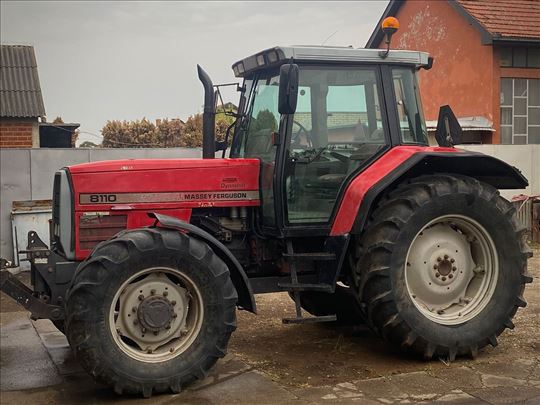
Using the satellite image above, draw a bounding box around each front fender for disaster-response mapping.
[331,146,528,236]
[148,212,256,314]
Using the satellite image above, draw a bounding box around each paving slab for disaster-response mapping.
[427,390,489,404]
[352,371,453,401]
[167,371,298,405]
[429,366,485,390]
[468,386,540,405]
[0,312,63,391]
[32,319,84,376]
[289,385,383,404]
[471,359,538,382]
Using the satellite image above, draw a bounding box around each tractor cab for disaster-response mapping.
[227,46,431,234]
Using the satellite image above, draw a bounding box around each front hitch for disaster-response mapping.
[0,231,75,321]
[0,269,64,320]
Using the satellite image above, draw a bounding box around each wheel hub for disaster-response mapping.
[138,295,174,332]
[114,272,192,353]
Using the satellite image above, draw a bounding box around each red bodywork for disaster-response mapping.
[68,146,461,260]
[69,158,260,259]
[330,146,460,235]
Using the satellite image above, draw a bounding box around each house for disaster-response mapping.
[367,0,540,144]
[0,45,46,148]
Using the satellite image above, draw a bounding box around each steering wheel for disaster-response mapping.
[291,120,313,149]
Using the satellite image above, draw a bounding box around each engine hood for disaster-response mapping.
[67,158,261,212]
[68,158,260,174]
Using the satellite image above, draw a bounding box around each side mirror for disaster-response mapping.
[278,63,299,115]
[435,105,462,147]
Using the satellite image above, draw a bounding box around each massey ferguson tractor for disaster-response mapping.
[0,19,532,397]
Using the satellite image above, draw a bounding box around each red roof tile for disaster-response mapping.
[457,0,540,40]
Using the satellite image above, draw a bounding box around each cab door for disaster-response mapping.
[282,66,390,228]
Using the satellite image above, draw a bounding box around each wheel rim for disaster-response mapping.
[405,215,499,325]
[109,267,204,363]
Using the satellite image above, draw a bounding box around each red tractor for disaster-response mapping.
[1,23,532,397]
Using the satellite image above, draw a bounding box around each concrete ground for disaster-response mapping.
[1,247,538,405]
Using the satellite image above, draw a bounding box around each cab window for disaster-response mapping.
[392,68,428,144]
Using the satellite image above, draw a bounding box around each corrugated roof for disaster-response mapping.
[0,45,46,118]
[456,0,540,40]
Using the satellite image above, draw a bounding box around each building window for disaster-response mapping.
[500,78,540,144]
[499,47,540,68]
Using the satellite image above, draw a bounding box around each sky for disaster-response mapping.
[1,1,388,145]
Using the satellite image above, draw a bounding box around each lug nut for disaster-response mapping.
[442,277,447,281]
[437,257,442,262]
[138,294,144,301]
[433,264,438,269]
[444,254,449,260]
[150,289,156,295]
[172,313,178,318]
[171,300,177,306]
[448,274,453,279]
[153,331,158,336]
[435,273,440,277]
[166,324,171,330]
[132,306,137,313]
[133,319,139,325]
[452,266,457,271]
[163,291,168,297]
[169,348,174,353]
[450,258,455,263]
[147,349,153,354]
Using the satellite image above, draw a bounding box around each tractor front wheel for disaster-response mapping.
[65,228,237,397]
[355,174,532,360]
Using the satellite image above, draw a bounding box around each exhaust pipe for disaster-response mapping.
[197,65,216,159]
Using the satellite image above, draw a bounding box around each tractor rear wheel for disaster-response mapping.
[355,174,532,360]
[65,228,237,397]
[289,286,364,324]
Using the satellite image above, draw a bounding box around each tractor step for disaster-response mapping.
[278,282,333,292]
[282,252,336,261]
[282,315,337,324]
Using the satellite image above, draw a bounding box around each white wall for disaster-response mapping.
[460,145,539,200]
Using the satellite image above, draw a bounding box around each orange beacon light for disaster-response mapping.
[379,17,400,59]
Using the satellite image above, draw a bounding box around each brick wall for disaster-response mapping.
[0,119,37,148]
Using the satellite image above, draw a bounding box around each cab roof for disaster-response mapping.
[232,46,431,77]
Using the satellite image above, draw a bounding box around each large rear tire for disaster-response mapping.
[354,174,532,360]
[65,228,237,397]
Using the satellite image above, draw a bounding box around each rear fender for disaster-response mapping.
[331,147,528,236]
[148,212,256,313]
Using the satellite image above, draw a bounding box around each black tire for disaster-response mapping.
[289,286,364,324]
[65,227,237,397]
[354,174,532,360]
